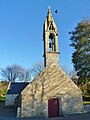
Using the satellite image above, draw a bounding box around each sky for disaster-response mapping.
[0,0,90,79]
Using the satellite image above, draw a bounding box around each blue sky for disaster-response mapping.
[0,0,90,79]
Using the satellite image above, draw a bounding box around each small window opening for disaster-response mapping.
[49,34,56,52]
[49,22,54,30]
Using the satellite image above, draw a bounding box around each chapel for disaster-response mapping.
[6,7,84,118]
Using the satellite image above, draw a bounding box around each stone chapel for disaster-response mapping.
[17,7,84,118]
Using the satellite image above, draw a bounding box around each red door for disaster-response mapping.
[48,98,59,117]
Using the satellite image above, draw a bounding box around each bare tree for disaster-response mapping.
[61,65,69,75]
[31,61,44,78]
[69,69,77,79]
[0,64,31,82]
[18,68,31,82]
[69,69,78,84]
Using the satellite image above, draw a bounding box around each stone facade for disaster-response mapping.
[84,105,90,113]
[18,7,84,118]
[5,94,18,106]
[20,66,84,117]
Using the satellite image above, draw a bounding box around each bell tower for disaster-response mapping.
[43,7,60,67]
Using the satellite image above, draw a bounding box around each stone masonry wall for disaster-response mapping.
[5,94,18,106]
[20,66,84,118]
[84,105,90,113]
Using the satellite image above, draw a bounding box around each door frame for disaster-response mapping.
[48,98,59,117]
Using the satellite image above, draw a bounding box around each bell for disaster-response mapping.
[52,42,54,45]
[49,43,52,48]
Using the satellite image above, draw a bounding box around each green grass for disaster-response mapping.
[0,96,5,109]
[0,100,5,107]
[0,96,6,101]
[83,101,90,105]
[83,95,90,97]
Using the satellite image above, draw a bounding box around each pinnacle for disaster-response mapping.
[48,6,51,13]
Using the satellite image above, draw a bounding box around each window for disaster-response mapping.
[49,33,56,52]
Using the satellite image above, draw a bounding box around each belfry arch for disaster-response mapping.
[49,33,56,52]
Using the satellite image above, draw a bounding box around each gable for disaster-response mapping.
[21,65,82,95]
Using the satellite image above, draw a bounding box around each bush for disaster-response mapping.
[86,82,90,93]
[78,84,87,95]
[83,101,90,105]
[0,96,6,101]
[78,82,90,95]
[83,95,90,101]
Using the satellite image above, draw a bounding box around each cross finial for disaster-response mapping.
[48,6,50,9]
[48,6,51,13]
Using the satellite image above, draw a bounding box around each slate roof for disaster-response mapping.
[7,82,29,94]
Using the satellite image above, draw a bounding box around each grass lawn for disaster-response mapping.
[0,100,5,111]
[83,101,90,105]
[0,100,4,106]
[0,96,6,101]
[0,96,5,107]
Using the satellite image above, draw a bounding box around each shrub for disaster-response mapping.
[83,95,90,101]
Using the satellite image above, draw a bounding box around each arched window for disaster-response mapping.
[49,22,54,30]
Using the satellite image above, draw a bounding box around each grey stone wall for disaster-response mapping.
[5,94,18,106]
[84,105,90,113]
[45,52,59,67]
[20,66,84,118]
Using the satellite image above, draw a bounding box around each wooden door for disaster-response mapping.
[48,98,59,117]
